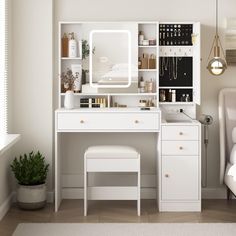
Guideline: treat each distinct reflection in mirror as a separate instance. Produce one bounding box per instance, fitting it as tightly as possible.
[89,29,137,89]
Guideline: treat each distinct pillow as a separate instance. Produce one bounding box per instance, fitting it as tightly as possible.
[232,127,236,143]
[230,145,236,164]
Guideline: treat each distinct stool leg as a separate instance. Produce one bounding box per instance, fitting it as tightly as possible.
[84,160,87,216]
[137,155,141,216]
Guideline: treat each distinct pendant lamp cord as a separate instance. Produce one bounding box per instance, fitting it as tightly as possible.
[207,0,227,63]
[216,0,218,36]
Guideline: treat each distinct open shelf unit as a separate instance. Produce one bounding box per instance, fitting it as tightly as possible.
[58,21,200,109]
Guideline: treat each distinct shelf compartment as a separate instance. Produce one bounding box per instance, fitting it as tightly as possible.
[138,45,157,48]
[159,88,193,103]
[159,102,195,105]
[61,57,82,60]
[139,69,157,72]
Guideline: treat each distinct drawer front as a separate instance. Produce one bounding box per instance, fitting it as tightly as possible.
[161,141,199,155]
[162,125,199,140]
[162,155,199,200]
[86,158,139,172]
[57,112,160,131]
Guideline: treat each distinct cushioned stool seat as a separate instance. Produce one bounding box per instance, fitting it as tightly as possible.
[84,145,140,216]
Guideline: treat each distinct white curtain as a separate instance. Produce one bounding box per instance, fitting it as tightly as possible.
[0,0,8,134]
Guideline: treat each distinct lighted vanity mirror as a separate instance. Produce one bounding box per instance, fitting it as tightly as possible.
[88,23,138,89]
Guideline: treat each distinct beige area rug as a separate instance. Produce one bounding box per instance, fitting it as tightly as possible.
[13,223,236,236]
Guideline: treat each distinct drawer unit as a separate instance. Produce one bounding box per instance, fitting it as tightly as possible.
[161,125,199,141]
[159,123,201,212]
[161,140,199,156]
[57,112,160,131]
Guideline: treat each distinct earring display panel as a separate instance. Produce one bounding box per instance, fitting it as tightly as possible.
[159,57,192,87]
[159,24,193,46]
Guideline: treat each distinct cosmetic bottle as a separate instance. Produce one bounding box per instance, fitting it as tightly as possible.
[139,31,144,45]
[61,33,68,57]
[146,79,154,93]
[180,94,186,102]
[139,76,145,93]
[138,57,142,69]
[160,90,166,102]
[185,94,190,102]
[69,32,77,58]
[168,89,172,102]
[171,90,176,102]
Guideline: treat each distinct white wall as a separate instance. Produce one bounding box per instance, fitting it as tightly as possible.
[12,0,53,190]
[54,0,236,189]
[10,0,236,198]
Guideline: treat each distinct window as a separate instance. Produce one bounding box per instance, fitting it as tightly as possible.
[0,0,8,134]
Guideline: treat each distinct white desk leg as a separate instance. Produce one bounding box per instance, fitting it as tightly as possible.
[55,131,62,212]
[84,157,87,216]
[137,154,141,216]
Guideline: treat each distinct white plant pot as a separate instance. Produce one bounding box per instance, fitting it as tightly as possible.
[17,184,47,210]
[64,90,74,109]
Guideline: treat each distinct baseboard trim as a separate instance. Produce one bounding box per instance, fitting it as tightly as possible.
[61,187,230,200]
[202,187,227,199]
[62,187,156,199]
[0,192,13,221]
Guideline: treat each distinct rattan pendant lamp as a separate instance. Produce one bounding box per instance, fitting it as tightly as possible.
[207,0,227,76]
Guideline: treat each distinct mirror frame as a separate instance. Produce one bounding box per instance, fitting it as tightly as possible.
[89,29,132,88]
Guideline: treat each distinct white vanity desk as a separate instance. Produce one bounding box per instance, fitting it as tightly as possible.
[55,108,201,213]
[55,21,201,213]
[55,108,161,211]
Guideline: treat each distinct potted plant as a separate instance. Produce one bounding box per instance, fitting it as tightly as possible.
[82,39,95,84]
[11,151,49,210]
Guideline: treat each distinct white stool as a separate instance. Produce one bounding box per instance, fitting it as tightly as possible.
[84,145,140,216]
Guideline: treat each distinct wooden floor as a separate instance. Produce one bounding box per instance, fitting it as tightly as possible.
[1,199,236,236]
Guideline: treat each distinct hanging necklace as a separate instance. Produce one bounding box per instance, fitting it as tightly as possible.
[160,57,169,77]
[172,57,178,80]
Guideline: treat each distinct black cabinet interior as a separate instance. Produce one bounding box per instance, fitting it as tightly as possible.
[159,57,192,87]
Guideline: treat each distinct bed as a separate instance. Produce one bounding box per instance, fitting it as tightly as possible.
[219,88,236,198]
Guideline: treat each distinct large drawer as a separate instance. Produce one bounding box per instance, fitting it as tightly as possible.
[162,140,199,156]
[161,125,199,141]
[57,112,160,131]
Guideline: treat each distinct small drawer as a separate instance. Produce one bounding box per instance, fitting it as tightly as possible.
[86,158,139,172]
[162,125,199,140]
[161,141,199,156]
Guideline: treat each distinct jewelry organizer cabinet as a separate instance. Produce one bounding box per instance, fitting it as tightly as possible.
[55,22,201,212]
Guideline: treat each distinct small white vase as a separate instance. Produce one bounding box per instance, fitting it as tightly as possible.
[64,90,74,109]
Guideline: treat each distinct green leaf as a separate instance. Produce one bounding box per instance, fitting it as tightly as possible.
[10,151,49,185]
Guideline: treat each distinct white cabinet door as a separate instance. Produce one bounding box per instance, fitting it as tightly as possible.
[162,155,199,200]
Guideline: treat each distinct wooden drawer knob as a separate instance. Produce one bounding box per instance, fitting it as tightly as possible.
[179,146,183,150]
[134,120,139,124]
[80,120,84,124]
[165,174,169,178]
[179,132,183,135]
